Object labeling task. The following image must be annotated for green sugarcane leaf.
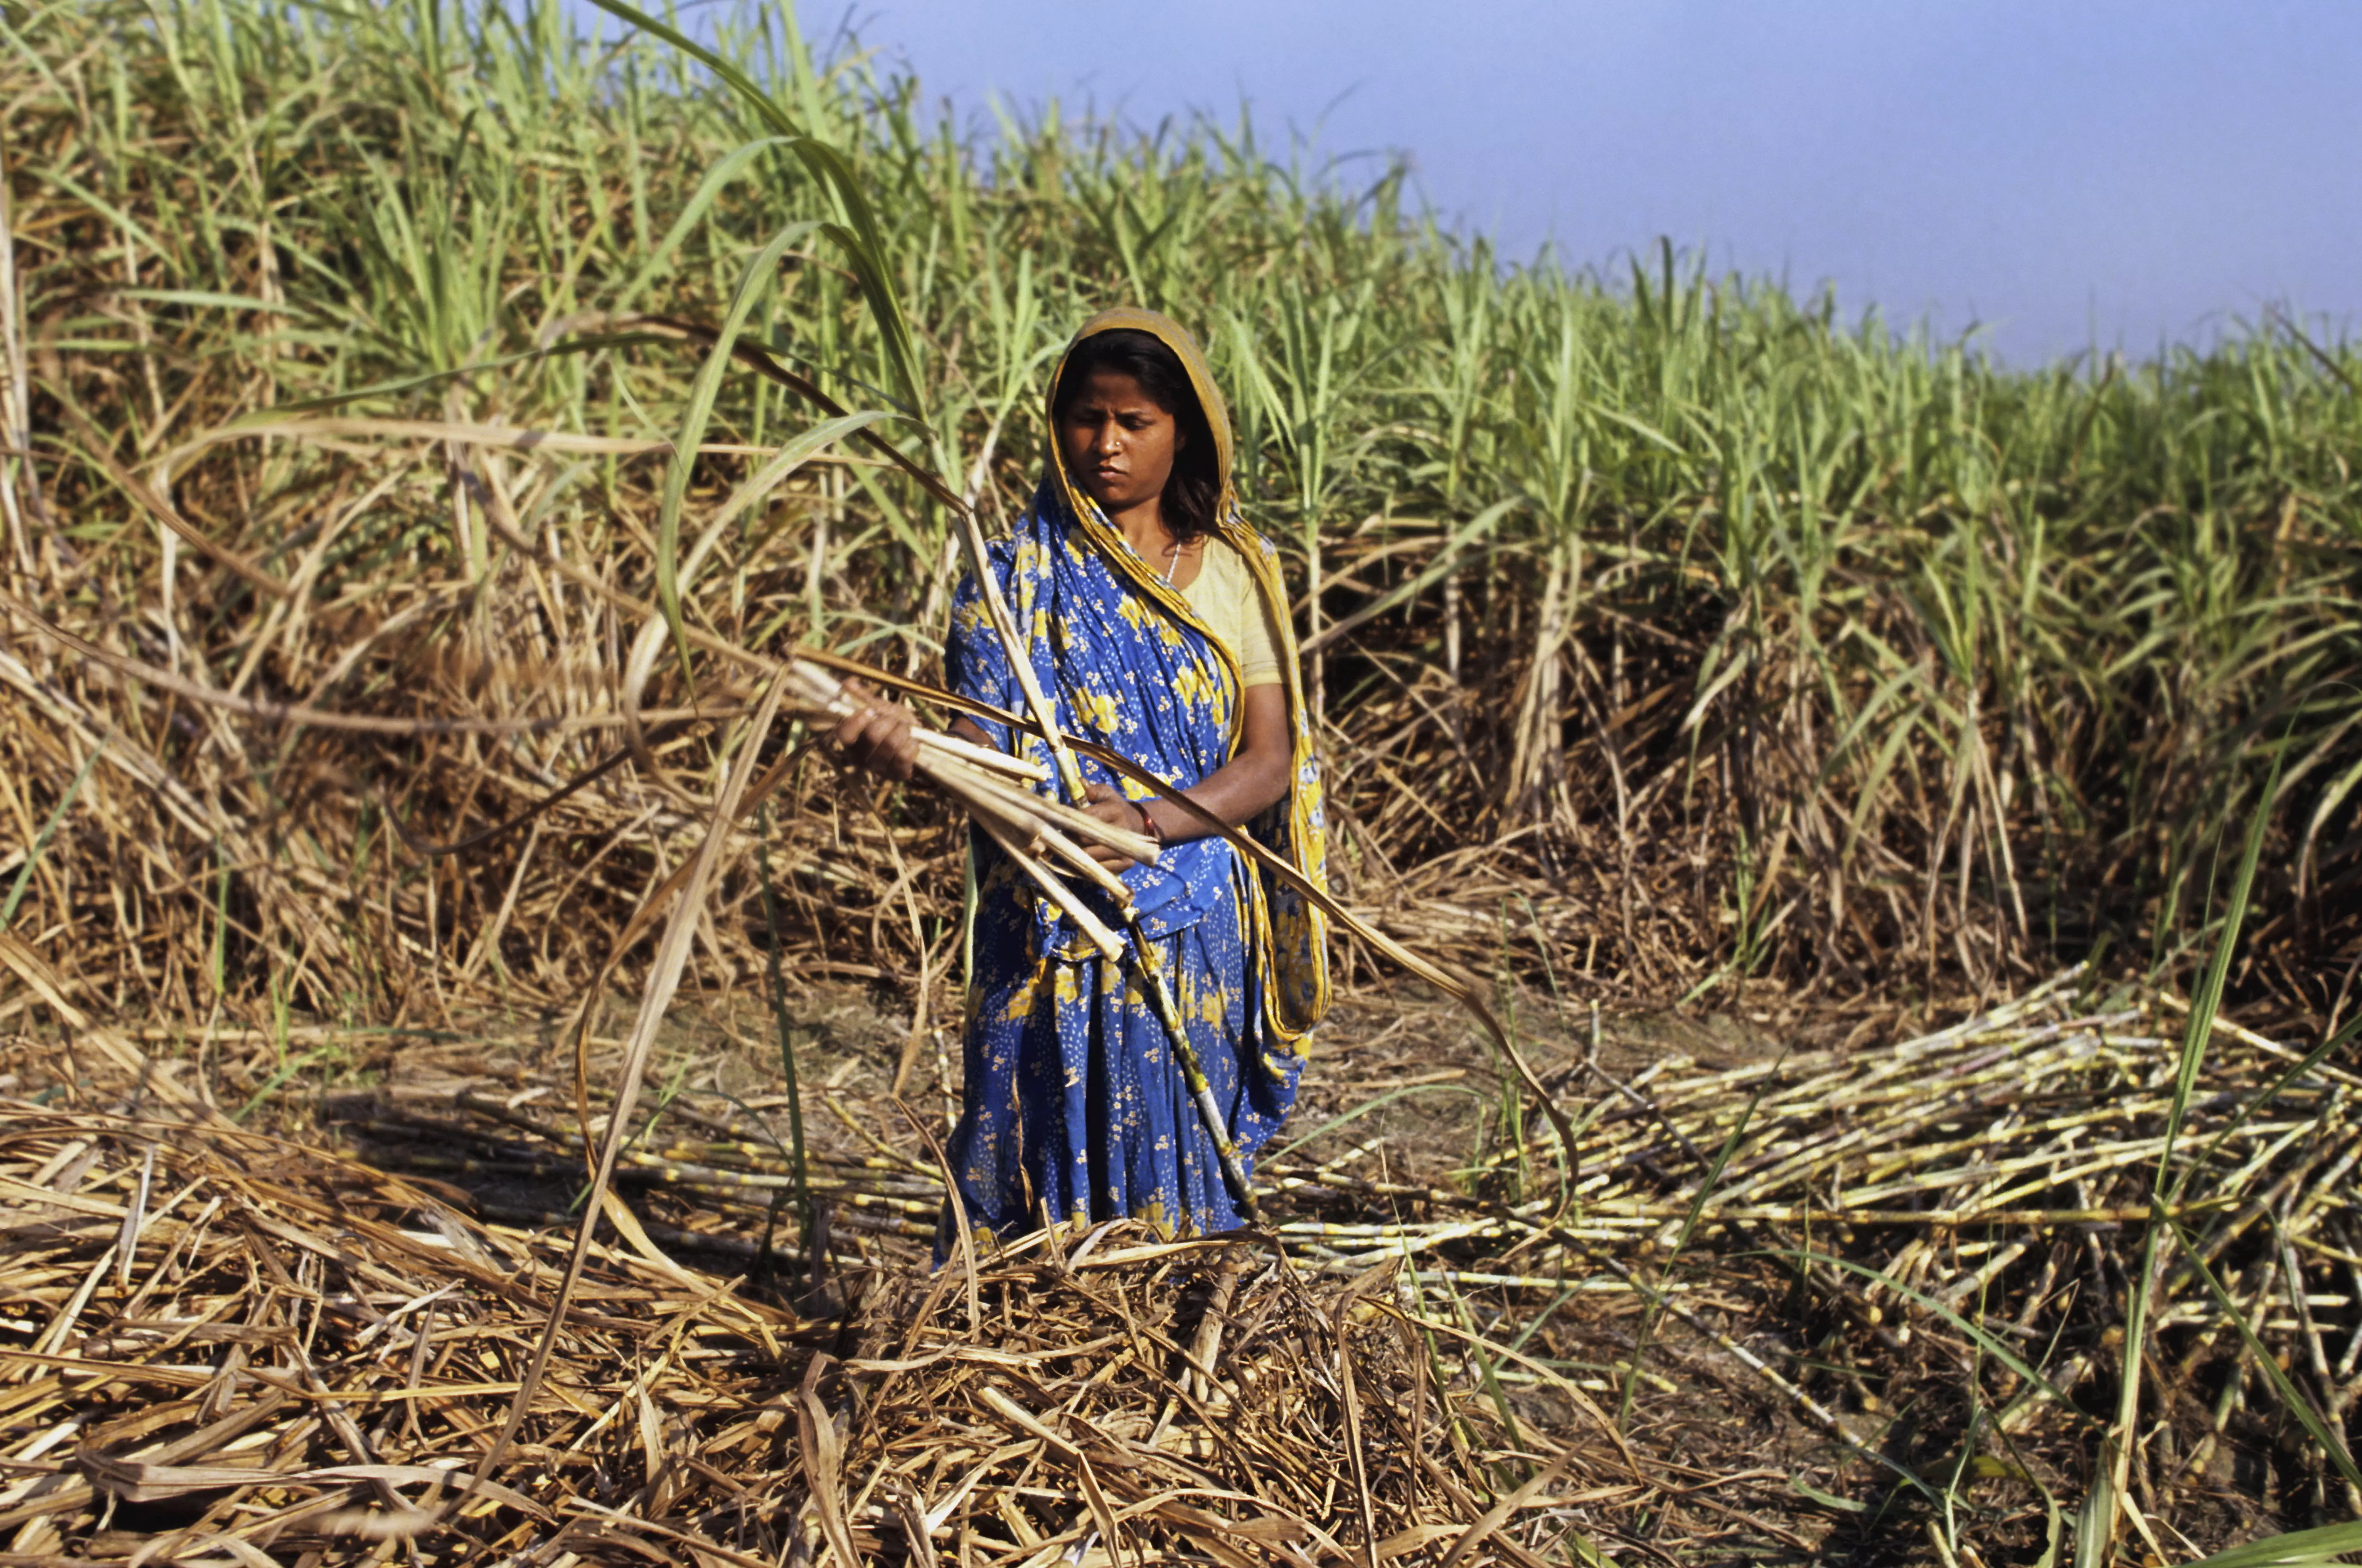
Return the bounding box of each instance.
[2166,1521,2362,1568]
[580,0,925,418]
[653,219,821,684]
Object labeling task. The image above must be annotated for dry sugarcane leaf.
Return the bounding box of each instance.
[76,1451,281,1503]
[797,1355,864,1568]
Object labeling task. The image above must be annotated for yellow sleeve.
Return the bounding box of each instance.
[1179,537,1286,687]
[1236,559,1284,688]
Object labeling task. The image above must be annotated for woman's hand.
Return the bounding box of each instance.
[1070,686,1292,868]
[829,679,919,782]
[1081,781,1156,870]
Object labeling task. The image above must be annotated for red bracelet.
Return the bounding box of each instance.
[1133,797,1165,851]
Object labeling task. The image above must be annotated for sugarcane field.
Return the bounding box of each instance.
[1,3,2358,1564]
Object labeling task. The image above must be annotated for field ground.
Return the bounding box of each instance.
[5,965,2354,1563]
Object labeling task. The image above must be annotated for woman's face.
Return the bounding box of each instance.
[1058,367,1184,521]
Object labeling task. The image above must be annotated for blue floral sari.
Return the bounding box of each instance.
[941,309,1330,1238]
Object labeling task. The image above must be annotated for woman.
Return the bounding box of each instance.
[833,307,1330,1237]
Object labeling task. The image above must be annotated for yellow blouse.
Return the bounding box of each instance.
[1178,535,1285,688]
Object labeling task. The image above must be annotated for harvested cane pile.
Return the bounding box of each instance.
[325,969,2361,1552]
[0,1093,1610,1566]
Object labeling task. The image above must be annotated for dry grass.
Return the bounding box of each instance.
[9,966,2346,1561]
[0,1081,1630,1565]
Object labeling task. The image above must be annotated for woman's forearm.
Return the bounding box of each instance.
[1148,683,1292,842]
[956,687,1295,856]
[1149,748,1288,840]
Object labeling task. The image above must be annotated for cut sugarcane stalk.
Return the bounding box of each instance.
[1026,819,1139,907]
[783,658,1156,865]
[920,728,1048,782]
[974,816,1125,961]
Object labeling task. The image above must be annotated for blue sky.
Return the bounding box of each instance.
[803,0,2359,367]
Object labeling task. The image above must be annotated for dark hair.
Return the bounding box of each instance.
[1051,328,1223,541]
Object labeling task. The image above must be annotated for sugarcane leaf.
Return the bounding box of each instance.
[2166,1216,2362,1496]
[579,0,925,416]
[1789,1249,2093,1424]
[650,219,820,687]
[2165,1521,2362,1568]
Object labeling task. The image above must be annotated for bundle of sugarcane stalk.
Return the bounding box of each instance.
[772,660,1159,959]
[349,972,2355,1290]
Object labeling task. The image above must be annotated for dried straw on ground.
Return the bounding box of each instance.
[0,1089,1616,1566]
[4,969,2356,1560]
[321,968,2361,1555]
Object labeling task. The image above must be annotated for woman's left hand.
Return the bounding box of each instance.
[1080,782,1157,870]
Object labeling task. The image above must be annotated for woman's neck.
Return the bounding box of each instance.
[1112,496,1173,560]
